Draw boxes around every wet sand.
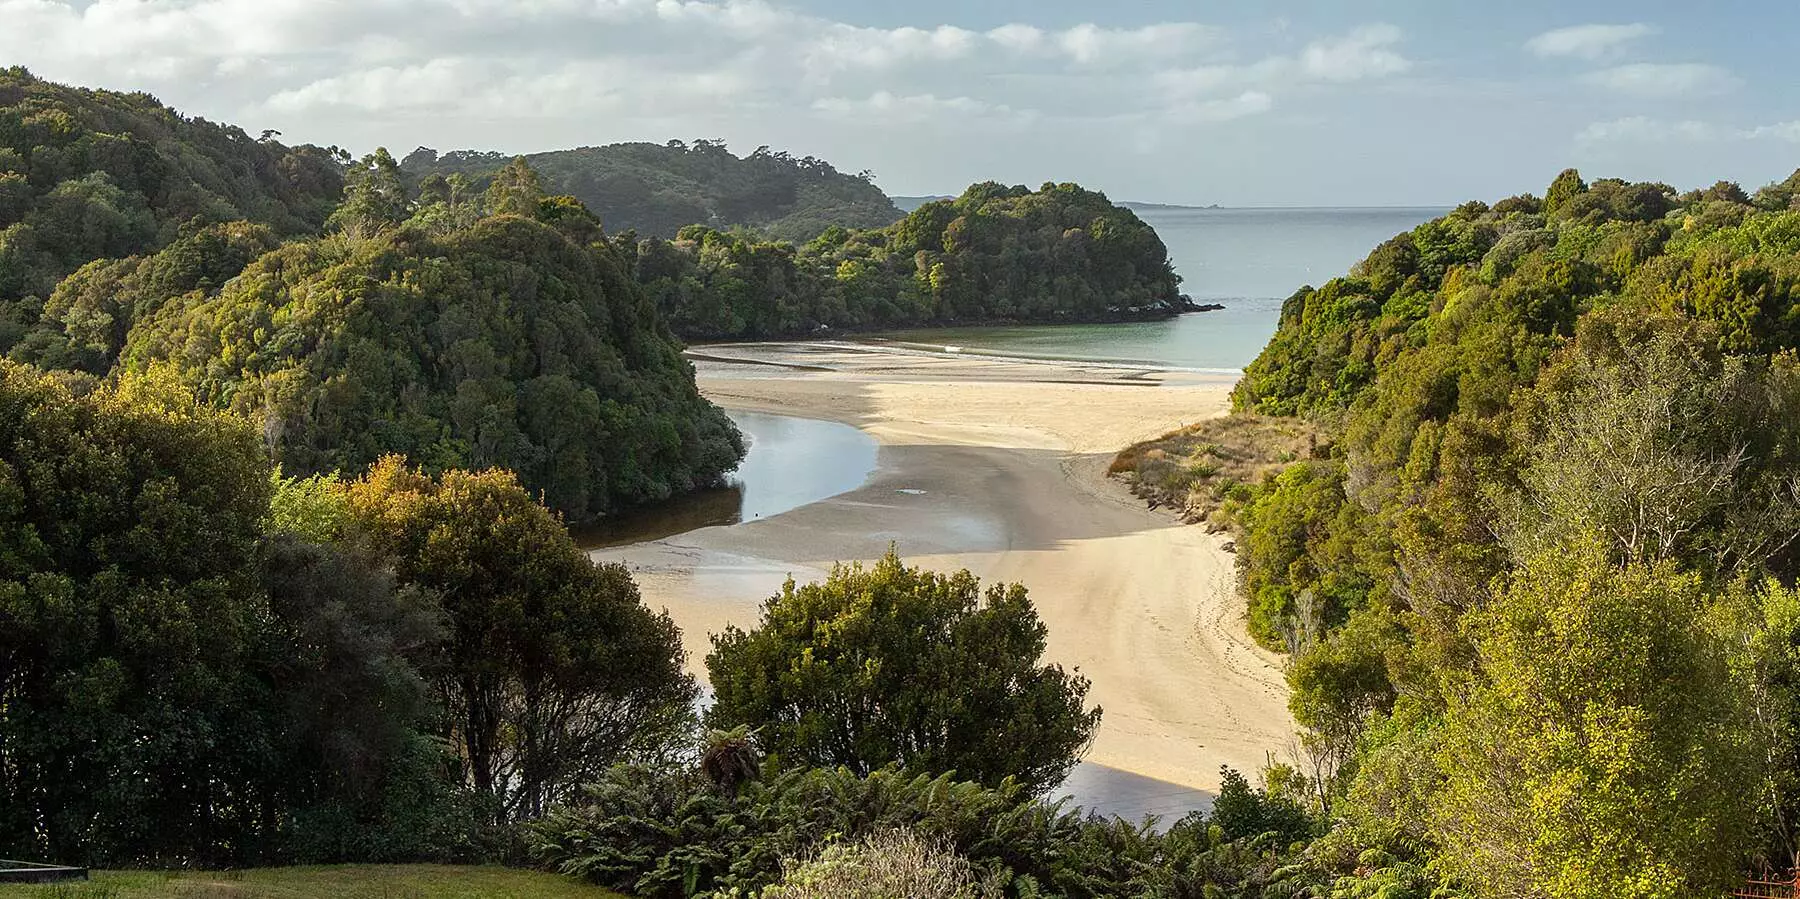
[595,341,1296,817]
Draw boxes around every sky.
[4,0,1798,206]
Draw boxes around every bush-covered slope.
[631,181,1192,340]
[401,140,901,241]
[124,191,744,524]
[0,67,343,332]
[1115,168,1800,895]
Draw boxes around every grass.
[1111,413,1319,528]
[0,865,626,899]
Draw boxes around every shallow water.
[577,410,877,548]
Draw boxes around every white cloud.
[803,24,981,73]
[1053,23,1216,65]
[1583,63,1741,98]
[1300,24,1411,82]
[1525,23,1656,60]
[0,0,1418,184]
[1578,116,1800,145]
[268,57,751,118]
[812,91,1030,126]
[1168,90,1274,124]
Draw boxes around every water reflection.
[578,411,878,549]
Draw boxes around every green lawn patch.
[0,865,624,899]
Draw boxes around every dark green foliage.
[1208,767,1314,846]
[0,67,342,327]
[705,550,1100,794]
[259,535,502,864]
[401,139,901,241]
[343,459,698,821]
[530,763,1313,899]
[0,363,278,865]
[123,200,744,524]
[632,181,1188,340]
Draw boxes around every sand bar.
[595,341,1296,814]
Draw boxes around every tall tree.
[344,458,695,820]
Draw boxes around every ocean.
[876,206,1450,371]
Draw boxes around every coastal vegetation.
[121,154,745,523]
[1117,167,1800,895]
[399,141,901,242]
[0,67,342,342]
[705,551,1100,793]
[628,182,1194,340]
[0,69,745,524]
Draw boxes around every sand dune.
[594,342,1296,813]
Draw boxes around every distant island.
[631,182,1204,341]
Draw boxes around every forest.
[628,182,1196,341]
[399,140,902,242]
[1119,167,1800,895]
[0,69,743,524]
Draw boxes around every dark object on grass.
[0,860,88,884]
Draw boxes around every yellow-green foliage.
[1432,543,1760,898]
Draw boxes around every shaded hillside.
[631,181,1193,340]
[0,67,343,337]
[401,140,901,241]
[124,164,745,524]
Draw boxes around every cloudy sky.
[5,0,1797,205]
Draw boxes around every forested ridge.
[629,181,1195,340]
[400,140,902,242]
[0,67,343,344]
[1118,167,1800,895]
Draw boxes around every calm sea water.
[878,206,1449,371]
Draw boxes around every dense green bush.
[629,181,1189,340]
[0,67,341,325]
[531,762,1316,899]
[123,186,744,524]
[402,140,901,242]
[706,550,1100,793]
[1209,168,1800,894]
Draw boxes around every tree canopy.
[400,139,901,242]
[122,158,744,524]
[630,181,1191,340]
[0,67,342,341]
[706,549,1100,793]
[1170,168,1800,896]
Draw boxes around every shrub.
[761,830,1001,899]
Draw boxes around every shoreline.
[596,342,1294,817]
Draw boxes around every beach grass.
[0,865,624,899]
[1112,413,1318,526]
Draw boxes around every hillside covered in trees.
[400,140,901,242]
[0,67,343,343]
[1117,167,1800,895]
[0,68,744,525]
[122,153,744,523]
[630,181,1195,340]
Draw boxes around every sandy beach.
[595,341,1296,817]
